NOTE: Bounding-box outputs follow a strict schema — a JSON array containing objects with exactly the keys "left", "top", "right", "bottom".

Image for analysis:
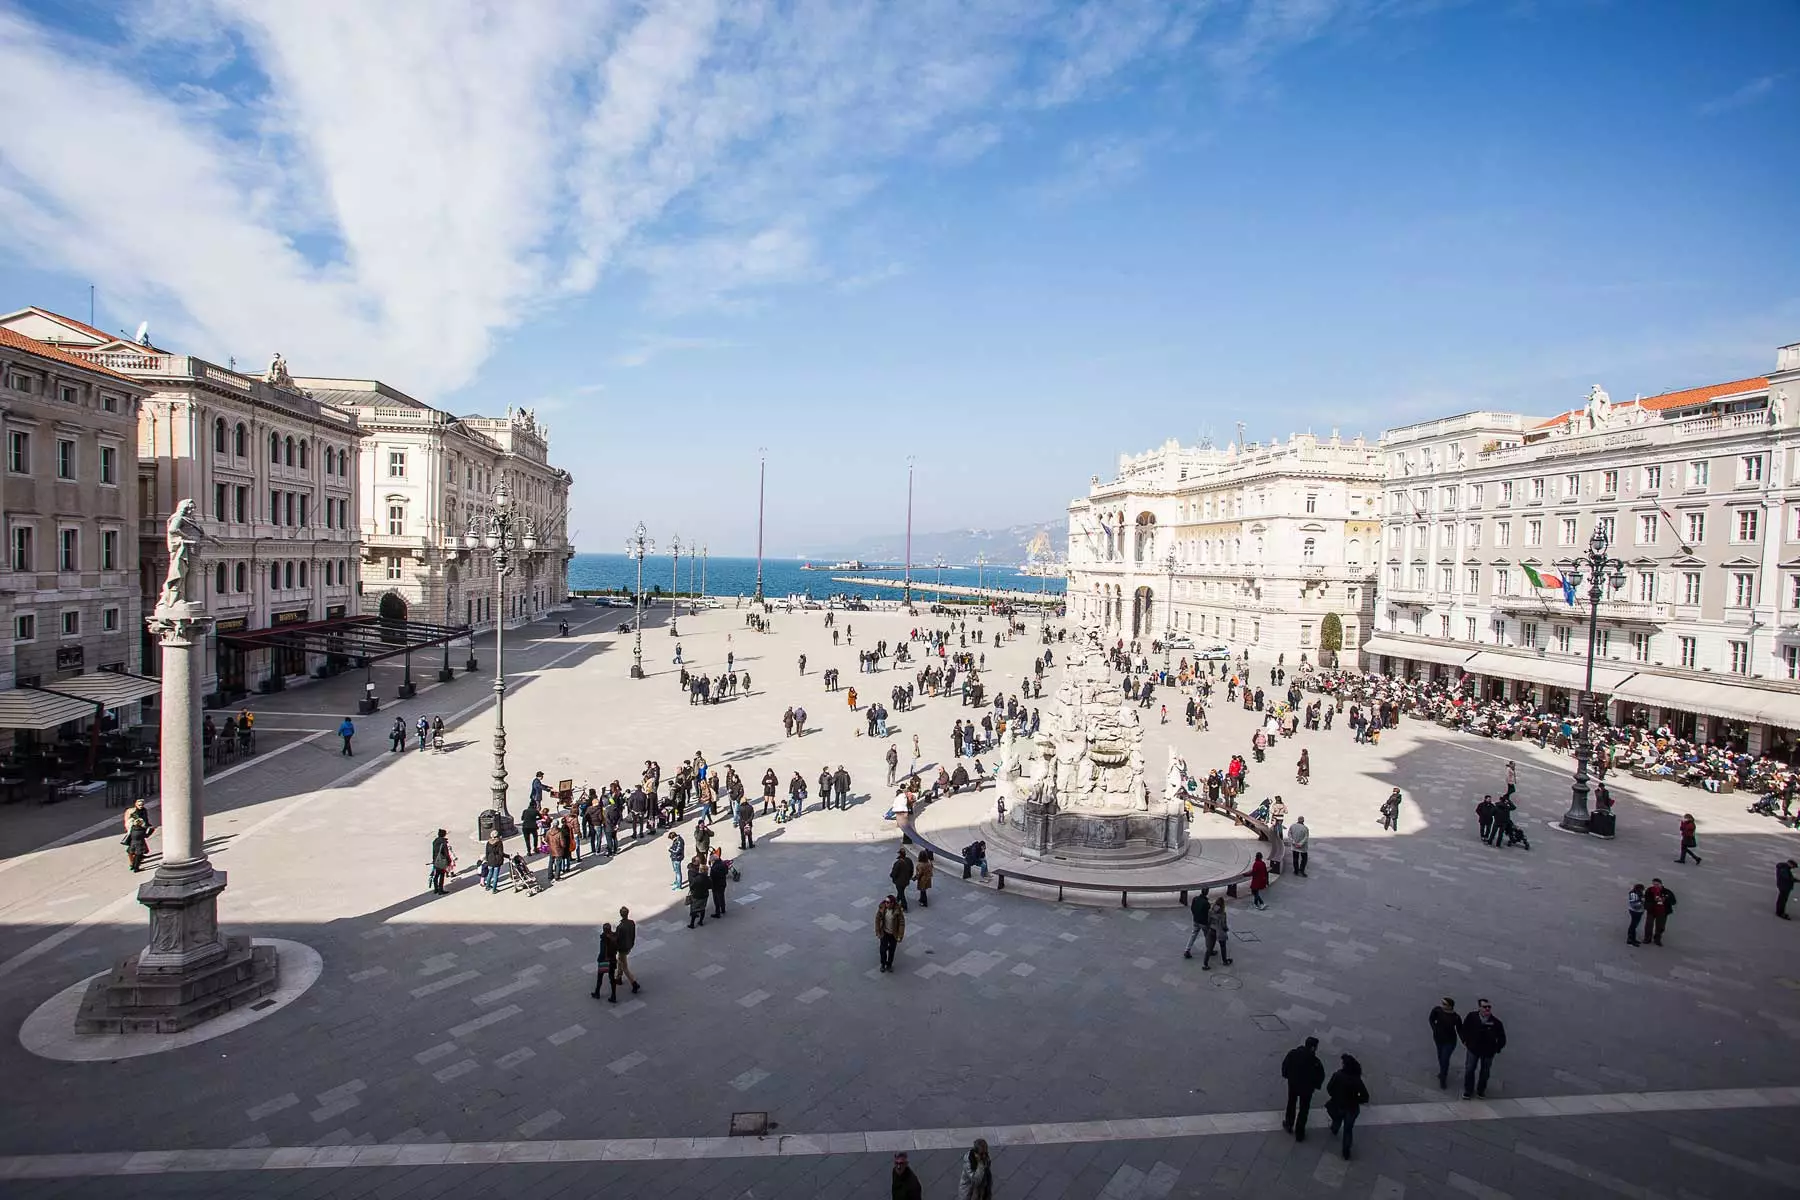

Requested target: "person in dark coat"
[
  {"left": 429, "top": 829, "right": 452, "bottom": 894},
  {"left": 891, "top": 1152, "right": 923, "bottom": 1200},
  {"left": 481, "top": 830, "right": 506, "bottom": 892},
  {"left": 686, "top": 857, "right": 710, "bottom": 928},
  {"left": 890, "top": 848, "right": 915, "bottom": 911},
  {"left": 1325, "top": 1054, "right": 1370, "bottom": 1160},
  {"left": 1476, "top": 796, "right": 1495, "bottom": 843},
  {"left": 592, "top": 923, "right": 619, "bottom": 1002},
  {"left": 1459, "top": 998, "right": 1507, "bottom": 1099},
  {"left": 709, "top": 849, "right": 730, "bottom": 917},
  {"left": 1280, "top": 1036, "right": 1326, "bottom": 1140},
  {"left": 1428, "top": 997, "right": 1459, "bottom": 1089},
  {"left": 1778, "top": 858, "right": 1796, "bottom": 919}
]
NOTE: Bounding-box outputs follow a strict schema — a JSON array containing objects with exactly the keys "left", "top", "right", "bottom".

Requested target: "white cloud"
[
  {"left": 0, "top": 0, "right": 1390, "bottom": 394},
  {"left": 1033, "top": 134, "right": 1152, "bottom": 204},
  {"left": 612, "top": 335, "right": 739, "bottom": 368},
  {"left": 1697, "top": 73, "right": 1783, "bottom": 117}
]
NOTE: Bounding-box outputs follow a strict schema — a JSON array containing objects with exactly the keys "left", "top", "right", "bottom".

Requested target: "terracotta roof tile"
[
  {"left": 1635, "top": 376, "right": 1768, "bottom": 411},
  {"left": 21, "top": 305, "right": 123, "bottom": 345},
  {"left": 0, "top": 327, "right": 140, "bottom": 383}
]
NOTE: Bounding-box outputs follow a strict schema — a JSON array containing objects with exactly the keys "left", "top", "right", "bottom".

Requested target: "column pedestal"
[{"left": 75, "top": 601, "right": 279, "bottom": 1035}]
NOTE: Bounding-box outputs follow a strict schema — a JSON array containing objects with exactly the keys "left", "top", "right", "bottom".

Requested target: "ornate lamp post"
[
  {"left": 668, "top": 534, "right": 683, "bottom": 633},
  {"left": 903, "top": 456, "right": 915, "bottom": 606},
  {"left": 700, "top": 544, "right": 708, "bottom": 602},
  {"left": 1162, "top": 550, "right": 1178, "bottom": 675},
  {"left": 975, "top": 551, "right": 987, "bottom": 596},
  {"left": 464, "top": 481, "right": 537, "bottom": 831},
  {"left": 933, "top": 555, "right": 946, "bottom": 602},
  {"left": 753, "top": 448, "right": 767, "bottom": 607},
  {"left": 1555, "top": 526, "right": 1627, "bottom": 834},
  {"left": 625, "top": 522, "right": 654, "bottom": 678}
]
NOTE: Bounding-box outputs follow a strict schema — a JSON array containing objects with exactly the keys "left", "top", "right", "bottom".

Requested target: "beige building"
[
  {"left": 0, "top": 309, "right": 365, "bottom": 703},
  {"left": 294, "top": 379, "right": 573, "bottom": 634},
  {"left": 1067, "top": 433, "right": 1383, "bottom": 661},
  {"left": 1370, "top": 342, "right": 1800, "bottom": 753},
  {"left": 0, "top": 328, "right": 148, "bottom": 727}
]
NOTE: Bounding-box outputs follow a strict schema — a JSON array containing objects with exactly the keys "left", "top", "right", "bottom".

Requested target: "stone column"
[{"left": 75, "top": 601, "right": 279, "bottom": 1034}]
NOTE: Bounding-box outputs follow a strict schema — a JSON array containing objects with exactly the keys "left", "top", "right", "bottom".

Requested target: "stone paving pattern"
[{"left": 0, "top": 601, "right": 1797, "bottom": 1198}]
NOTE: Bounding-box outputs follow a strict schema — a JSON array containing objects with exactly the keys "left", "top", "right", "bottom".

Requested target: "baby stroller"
[
  {"left": 508, "top": 854, "right": 541, "bottom": 895},
  {"left": 1498, "top": 822, "right": 1531, "bottom": 850}
]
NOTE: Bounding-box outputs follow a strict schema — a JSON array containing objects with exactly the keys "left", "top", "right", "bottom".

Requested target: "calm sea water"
[{"left": 568, "top": 553, "right": 1065, "bottom": 599}]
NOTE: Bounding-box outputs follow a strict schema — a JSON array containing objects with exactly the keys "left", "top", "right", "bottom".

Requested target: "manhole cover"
[
  {"left": 729, "top": 1111, "right": 769, "bottom": 1137},
  {"left": 1250, "top": 1014, "right": 1288, "bottom": 1032}
]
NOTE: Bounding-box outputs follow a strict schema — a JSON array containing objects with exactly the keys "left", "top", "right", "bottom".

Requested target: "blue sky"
[{"left": 1, "top": 1, "right": 1796, "bottom": 555}]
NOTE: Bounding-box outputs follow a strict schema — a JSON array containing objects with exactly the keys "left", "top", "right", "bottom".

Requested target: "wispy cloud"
[
  {"left": 0, "top": 0, "right": 1402, "bottom": 394},
  {"left": 612, "top": 335, "right": 739, "bottom": 369},
  {"left": 835, "top": 261, "right": 908, "bottom": 293},
  {"left": 1032, "top": 134, "right": 1153, "bottom": 205},
  {"left": 1697, "top": 73, "right": 1783, "bottom": 117}
]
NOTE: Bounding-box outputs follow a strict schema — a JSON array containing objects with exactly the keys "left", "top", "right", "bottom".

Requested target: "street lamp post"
[
  {"left": 904, "top": 457, "right": 915, "bottom": 607},
  {"left": 625, "top": 522, "right": 654, "bottom": 678},
  {"left": 669, "top": 534, "right": 682, "bottom": 633},
  {"left": 753, "top": 449, "right": 767, "bottom": 607},
  {"left": 1162, "top": 551, "right": 1178, "bottom": 675},
  {"left": 933, "top": 555, "right": 946, "bottom": 602},
  {"left": 463, "top": 481, "right": 538, "bottom": 832},
  {"left": 1555, "top": 526, "right": 1627, "bottom": 835},
  {"left": 701, "top": 544, "right": 708, "bottom": 601},
  {"left": 975, "top": 551, "right": 987, "bottom": 595}
]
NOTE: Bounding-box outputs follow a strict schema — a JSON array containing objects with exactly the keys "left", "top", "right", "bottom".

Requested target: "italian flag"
[{"left": 1521, "top": 564, "right": 1563, "bottom": 590}]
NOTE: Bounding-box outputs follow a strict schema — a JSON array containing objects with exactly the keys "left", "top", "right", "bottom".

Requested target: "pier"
[{"left": 830, "top": 575, "right": 1062, "bottom": 606}]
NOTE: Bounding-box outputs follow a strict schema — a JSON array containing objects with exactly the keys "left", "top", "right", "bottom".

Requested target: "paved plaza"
[{"left": 0, "top": 602, "right": 1797, "bottom": 1199}]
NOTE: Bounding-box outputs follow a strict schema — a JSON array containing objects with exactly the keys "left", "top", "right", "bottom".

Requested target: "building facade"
[
  {"left": 1369, "top": 343, "right": 1800, "bottom": 753},
  {"left": 0, "top": 328, "right": 147, "bottom": 697},
  {"left": 0, "top": 308, "right": 366, "bottom": 702},
  {"left": 294, "top": 380, "right": 574, "bottom": 634},
  {"left": 1066, "top": 433, "right": 1383, "bottom": 661}
]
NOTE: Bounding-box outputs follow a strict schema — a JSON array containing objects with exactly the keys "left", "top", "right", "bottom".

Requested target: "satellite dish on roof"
[{"left": 134, "top": 322, "right": 150, "bottom": 346}]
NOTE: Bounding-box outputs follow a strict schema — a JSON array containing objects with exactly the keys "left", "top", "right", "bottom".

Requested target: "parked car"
[
  {"left": 1162, "top": 632, "right": 1196, "bottom": 649},
  {"left": 1197, "top": 644, "right": 1232, "bottom": 660}
]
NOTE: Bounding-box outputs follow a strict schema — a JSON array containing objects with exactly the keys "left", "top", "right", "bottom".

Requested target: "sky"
[{"left": 1, "top": 1, "right": 1796, "bottom": 556}]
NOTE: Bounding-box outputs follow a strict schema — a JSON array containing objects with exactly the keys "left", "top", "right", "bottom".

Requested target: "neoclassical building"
[
  {"left": 1369, "top": 342, "right": 1800, "bottom": 753},
  {"left": 0, "top": 309, "right": 364, "bottom": 701},
  {"left": 294, "top": 378, "right": 573, "bottom": 633},
  {"left": 1067, "top": 433, "right": 1383, "bottom": 660}
]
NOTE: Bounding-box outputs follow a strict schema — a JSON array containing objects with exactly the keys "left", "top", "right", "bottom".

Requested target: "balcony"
[
  {"left": 1383, "top": 588, "right": 1437, "bottom": 608},
  {"left": 1491, "top": 594, "right": 1669, "bottom": 623}
]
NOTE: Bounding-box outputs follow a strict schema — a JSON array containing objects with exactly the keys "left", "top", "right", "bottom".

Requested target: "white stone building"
[
  {"left": 293, "top": 379, "right": 573, "bottom": 634},
  {"left": 1369, "top": 342, "right": 1800, "bottom": 754},
  {"left": 0, "top": 309, "right": 364, "bottom": 703},
  {"left": 1066, "top": 433, "right": 1383, "bottom": 661}
]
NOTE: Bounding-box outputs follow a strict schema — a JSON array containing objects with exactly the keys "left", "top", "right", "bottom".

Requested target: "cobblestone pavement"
[{"left": 1, "top": 603, "right": 1797, "bottom": 1198}]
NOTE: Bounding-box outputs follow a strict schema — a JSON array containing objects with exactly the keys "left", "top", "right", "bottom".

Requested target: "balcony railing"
[{"left": 1491, "top": 594, "right": 1669, "bottom": 622}]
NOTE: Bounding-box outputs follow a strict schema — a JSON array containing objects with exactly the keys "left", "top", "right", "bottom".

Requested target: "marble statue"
[
  {"left": 1771, "top": 390, "right": 1787, "bottom": 428},
  {"left": 159, "top": 499, "right": 203, "bottom": 611},
  {"left": 998, "top": 627, "right": 1157, "bottom": 813},
  {"left": 1584, "top": 384, "right": 1612, "bottom": 428},
  {"left": 265, "top": 353, "right": 293, "bottom": 388}
]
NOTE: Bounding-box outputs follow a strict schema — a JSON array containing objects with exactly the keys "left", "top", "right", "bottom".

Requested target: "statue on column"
[{"left": 158, "top": 499, "right": 203, "bottom": 612}]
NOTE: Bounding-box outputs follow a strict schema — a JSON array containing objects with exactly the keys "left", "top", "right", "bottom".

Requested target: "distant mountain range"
[{"left": 793, "top": 523, "right": 1061, "bottom": 566}]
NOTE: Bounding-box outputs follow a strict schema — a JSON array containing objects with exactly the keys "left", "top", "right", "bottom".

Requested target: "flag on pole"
[{"left": 1522, "top": 563, "right": 1577, "bottom": 606}]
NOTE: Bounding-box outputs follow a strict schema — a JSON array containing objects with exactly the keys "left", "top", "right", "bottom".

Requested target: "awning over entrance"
[
  {"left": 0, "top": 688, "right": 98, "bottom": 730},
  {"left": 1362, "top": 636, "right": 1478, "bottom": 668},
  {"left": 1464, "top": 650, "right": 1634, "bottom": 693},
  {"left": 45, "top": 670, "right": 162, "bottom": 710},
  {"left": 220, "top": 614, "right": 472, "bottom": 663},
  {"left": 1612, "top": 672, "right": 1800, "bottom": 730}
]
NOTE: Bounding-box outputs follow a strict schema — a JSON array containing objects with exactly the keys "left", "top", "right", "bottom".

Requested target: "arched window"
[
  {"left": 299, "top": 440, "right": 309, "bottom": 470},
  {"left": 269, "top": 432, "right": 280, "bottom": 462},
  {"left": 213, "top": 418, "right": 227, "bottom": 454},
  {"left": 298, "top": 561, "right": 308, "bottom": 587},
  {"left": 215, "top": 563, "right": 227, "bottom": 595},
  {"left": 284, "top": 436, "right": 295, "bottom": 466},
  {"left": 269, "top": 562, "right": 281, "bottom": 591},
  {"left": 284, "top": 561, "right": 295, "bottom": 589},
  {"left": 234, "top": 423, "right": 246, "bottom": 457},
  {"left": 1303, "top": 537, "right": 1317, "bottom": 562},
  {"left": 234, "top": 562, "right": 247, "bottom": 592}
]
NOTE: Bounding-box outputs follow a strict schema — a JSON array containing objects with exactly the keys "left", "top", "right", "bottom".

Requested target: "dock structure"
[{"left": 830, "top": 575, "right": 1061, "bottom": 606}]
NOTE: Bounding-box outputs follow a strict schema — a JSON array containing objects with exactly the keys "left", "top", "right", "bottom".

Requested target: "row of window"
[
  {"left": 1390, "top": 456, "right": 1767, "bottom": 515},
  {"left": 212, "top": 558, "right": 354, "bottom": 595},
  {"left": 6, "top": 431, "right": 119, "bottom": 484},
  {"left": 1389, "top": 565, "right": 1782, "bottom": 608},
  {"left": 3, "top": 371, "right": 124, "bottom": 412},
  {"left": 10, "top": 526, "right": 120, "bottom": 572},
  {"left": 12, "top": 607, "right": 122, "bottom": 642},
  {"left": 211, "top": 419, "right": 351, "bottom": 476},
  {"left": 1395, "top": 612, "right": 1790, "bottom": 678},
  {"left": 207, "top": 483, "right": 352, "bottom": 529},
  {"left": 1405, "top": 508, "right": 1764, "bottom": 551}
]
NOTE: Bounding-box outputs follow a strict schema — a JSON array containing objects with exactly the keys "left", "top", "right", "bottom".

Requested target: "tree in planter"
[{"left": 1319, "top": 611, "right": 1343, "bottom": 668}]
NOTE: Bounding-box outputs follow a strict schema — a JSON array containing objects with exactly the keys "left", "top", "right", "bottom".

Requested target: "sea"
[{"left": 568, "top": 553, "right": 1065, "bottom": 600}]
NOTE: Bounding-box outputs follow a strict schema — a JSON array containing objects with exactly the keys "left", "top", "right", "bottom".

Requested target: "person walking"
[
  {"left": 1428, "top": 997, "right": 1459, "bottom": 1089},
  {"left": 915, "top": 848, "right": 934, "bottom": 908},
  {"left": 1280, "top": 1036, "right": 1326, "bottom": 1140},
  {"left": 1778, "top": 858, "right": 1796, "bottom": 919},
  {"left": 123, "top": 805, "right": 152, "bottom": 872},
  {"left": 389, "top": 716, "right": 406, "bottom": 753},
  {"left": 662, "top": 829, "right": 686, "bottom": 889},
  {"left": 1296, "top": 748, "right": 1310, "bottom": 785},
  {"left": 1288, "top": 816, "right": 1310, "bottom": 877},
  {"left": 1459, "top": 998, "right": 1506, "bottom": 1099},
  {"left": 1626, "top": 883, "right": 1646, "bottom": 945},
  {"left": 429, "top": 829, "right": 453, "bottom": 894},
  {"left": 1676, "top": 813, "right": 1702, "bottom": 864},
  {"left": 891, "top": 1152, "right": 923, "bottom": 1200},
  {"left": 955, "top": 1139, "right": 992, "bottom": 1200},
  {"left": 738, "top": 800, "right": 755, "bottom": 849},
  {"left": 338, "top": 716, "right": 355, "bottom": 755},
  {"left": 592, "top": 922, "right": 619, "bottom": 1002},
  {"left": 1643, "top": 878, "right": 1676, "bottom": 945},
  {"left": 614, "top": 906, "right": 641, "bottom": 994},
  {"left": 521, "top": 797, "right": 542, "bottom": 855},
  {"left": 686, "top": 856, "right": 710, "bottom": 928},
  {"left": 545, "top": 818, "right": 569, "bottom": 883},
  {"left": 886, "top": 743, "right": 899, "bottom": 787},
  {"left": 1476, "top": 795, "right": 1496, "bottom": 843},
  {"left": 1183, "top": 888, "right": 1213, "bottom": 961},
  {"left": 833, "top": 764, "right": 851, "bottom": 809},
  {"left": 1206, "top": 896, "right": 1232, "bottom": 966},
  {"left": 1380, "top": 787, "right": 1401, "bottom": 832},
  {"left": 481, "top": 829, "right": 506, "bottom": 892},
  {"left": 1325, "top": 1054, "right": 1370, "bottom": 1160},
  {"left": 709, "top": 849, "right": 730, "bottom": 917},
  {"left": 1249, "top": 852, "right": 1269, "bottom": 909},
  {"left": 890, "top": 847, "right": 915, "bottom": 911},
  {"left": 875, "top": 895, "right": 905, "bottom": 973}
]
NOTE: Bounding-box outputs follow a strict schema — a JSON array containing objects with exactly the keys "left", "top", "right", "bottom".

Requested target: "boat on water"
[{"left": 800, "top": 560, "right": 866, "bottom": 571}]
